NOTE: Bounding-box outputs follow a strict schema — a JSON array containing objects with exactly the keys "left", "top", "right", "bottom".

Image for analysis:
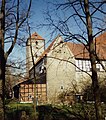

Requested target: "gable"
[{"left": 50, "top": 35, "right": 64, "bottom": 50}]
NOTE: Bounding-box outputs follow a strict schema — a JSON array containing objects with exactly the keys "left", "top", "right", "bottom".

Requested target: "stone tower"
[{"left": 26, "top": 32, "right": 45, "bottom": 75}]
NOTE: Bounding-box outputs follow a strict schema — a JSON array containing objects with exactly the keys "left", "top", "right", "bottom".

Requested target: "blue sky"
[
  {"left": 9, "top": 0, "right": 62, "bottom": 60},
  {"left": 30, "top": 0, "right": 56, "bottom": 41},
  {"left": 8, "top": 0, "right": 59, "bottom": 70},
  {"left": 8, "top": 0, "right": 106, "bottom": 71}
]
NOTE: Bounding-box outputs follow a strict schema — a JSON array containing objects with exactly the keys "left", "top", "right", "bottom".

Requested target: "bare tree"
[
  {"left": 0, "top": 0, "right": 32, "bottom": 119},
  {"left": 42, "top": 0, "right": 106, "bottom": 120}
]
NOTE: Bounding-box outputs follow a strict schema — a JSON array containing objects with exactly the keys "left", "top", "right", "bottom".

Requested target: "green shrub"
[
  {"left": 5, "top": 102, "right": 106, "bottom": 120},
  {"left": 5, "top": 103, "right": 35, "bottom": 120}
]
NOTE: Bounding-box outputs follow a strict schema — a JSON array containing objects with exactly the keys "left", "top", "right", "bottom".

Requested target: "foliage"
[
  {"left": 5, "top": 103, "right": 34, "bottom": 120},
  {"left": 68, "top": 103, "right": 96, "bottom": 120},
  {"left": 4, "top": 102, "right": 106, "bottom": 120},
  {"left": 37, "top": 104, "right": 72, "bottom": 120},
  {"left": 58, "top": 90, "right": 76, "bottom": 105},
  {"left": 83, "top": 84, "right": 106, "bottom": 103}
]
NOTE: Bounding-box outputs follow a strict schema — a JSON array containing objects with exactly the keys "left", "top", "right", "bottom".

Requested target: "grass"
[
  {"left": 5, "top": 103, "right": 34, "bottom": 120},
  {"left": 3, "top": 102, "right": 106, "bottom": 120}
]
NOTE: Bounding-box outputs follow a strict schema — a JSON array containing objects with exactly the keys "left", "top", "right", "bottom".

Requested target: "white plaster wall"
[
  {"left": 46, "top": 40, "right": 106, "bottom": 103},
  {"left": 46, "top": 42, "right": 76, "bottom": 103}
]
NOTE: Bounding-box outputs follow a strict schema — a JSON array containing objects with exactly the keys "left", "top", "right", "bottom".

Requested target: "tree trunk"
[
  {"left": 0, "top": 0, "right": 6, "bottom": 120},
  {"left": 27, "top": 22, "right": 36, "bottom": 116},
  {"left": 89, "top": 38, "right": 102, "bottom": 120},
  {"left": 0, "top": 49, "right": 6, "bottom": 120},
  {"left": 84, "top": 0, "right": 102, "bottom": 120}
]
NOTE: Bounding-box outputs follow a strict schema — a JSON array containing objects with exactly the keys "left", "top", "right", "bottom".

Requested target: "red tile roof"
[
  {"left": 26, "top": 32, "right": 45, "bottom": 45},
  {"left": 66, "top": 42, "right": 89, "bottom": 59},
  {"left": 95, "top": 32, "right": 106, "bottom": 45},
  {"left": 95, "top": 32, "right": 106, "bottom": 59},
  {"left": 30, "top": 32, "right": 45, "bottom": 40},
  {"left": 67, "top": 32, "right": 106, "bottom": 59}
]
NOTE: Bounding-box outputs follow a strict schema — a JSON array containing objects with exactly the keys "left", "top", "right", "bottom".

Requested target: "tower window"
[
  {"left": 35, "top": 41, "right": 38, "bottom": 45},
  {"left": 35, "top": 54, "right": 38, "bottom": 58},
  {"left": 61, "top": 86, "right": 64, "bottom": 89}
]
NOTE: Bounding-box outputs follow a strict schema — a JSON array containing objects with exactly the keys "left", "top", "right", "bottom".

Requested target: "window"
[
  {"left": 35, "top": 41, "right": 38, "bottom": 45},
  {"left": 35, "top": 54, "right": 38, "bottom": 58},
  {"left": 39, "top": 65, "right": 46, "bottom": 74}
]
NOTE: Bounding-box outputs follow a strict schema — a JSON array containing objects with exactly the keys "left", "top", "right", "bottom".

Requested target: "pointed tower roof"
[
  {"left": 26, "top": 32, "right": 45, "bottom": 45},
  {"left": 30, "top": 32, "right": 45, "bottom": 40}
]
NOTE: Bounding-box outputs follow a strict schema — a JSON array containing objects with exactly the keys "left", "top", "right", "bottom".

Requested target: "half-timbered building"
[{"left": 14, "top": 32, "right": 106, "bottom": 104}]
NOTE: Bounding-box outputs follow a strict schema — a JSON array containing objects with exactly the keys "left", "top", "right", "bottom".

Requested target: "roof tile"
[{"left": 30, "top": 32, "right": 45, "bottom": 40}]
